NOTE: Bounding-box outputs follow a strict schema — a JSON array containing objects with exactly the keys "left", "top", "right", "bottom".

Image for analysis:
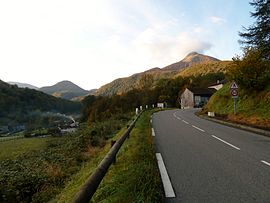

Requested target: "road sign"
[
  {"left": 231, "top": 89, "right": 238, "bottom": 97},
  {"left": 230, "top": 81, "right": 238, "bottom": 89},
  {"left": 230, "top": 81, "right": 239, "bottom": 114}
]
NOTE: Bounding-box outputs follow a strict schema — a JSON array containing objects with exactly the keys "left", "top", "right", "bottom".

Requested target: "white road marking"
[
  {"left": 261, "top": 160, "right": 270, "bottom": 167},
  {"left": 211, "top": 135, "right": 240, "bottom": 150},
  {"left": 152, "top": 128, "right": 155, "bottom": 136},
  {"left": 173, "top": 112, "right": 181, "bottom": 120},
  {"left": 182, "top": 120, "right": 189, "bottom": 124},
  {"left": 150, "top": 119, "right": 152, "bottom": 124},
  {"left": 192, "top": 125, "right": 205, "bottom": 132},
  {"left": 156, "top": 153, "right": 176, "bottom": 198}
]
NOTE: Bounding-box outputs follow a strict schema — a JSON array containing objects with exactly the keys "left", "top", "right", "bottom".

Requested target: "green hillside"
[
  {"left": 203, "top": 84, "right": 270, "bottom": 129},
  {"left": 0, "top": 80, "right": 81, "bottom": 126},
  {"left": 177, "top": 61, "right": 232, "bottom": 78}
]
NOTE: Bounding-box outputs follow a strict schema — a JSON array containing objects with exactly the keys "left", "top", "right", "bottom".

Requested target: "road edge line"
[{"left": 155, "top": 153, "right": 176, "bottom": 198}]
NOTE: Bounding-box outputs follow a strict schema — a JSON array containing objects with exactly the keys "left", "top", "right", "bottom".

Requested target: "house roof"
[
  {"left": 208, "top": 79, "right": 227, "bottom": 87},
  {"left": 188, "top": 87, "right": 216, "bottom": 95}
]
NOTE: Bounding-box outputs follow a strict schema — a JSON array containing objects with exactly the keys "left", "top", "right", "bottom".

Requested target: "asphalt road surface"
[{"left": 152, "top": 109, "right": 270, "bottom": 203}]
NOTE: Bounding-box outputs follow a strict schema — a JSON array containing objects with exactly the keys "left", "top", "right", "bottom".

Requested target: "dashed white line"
[
  {"left": 152, "top": 128, "right": 155, "bottom": 136},
  {"left": 211, "top": 135, "right": 240, "bottom": 150},
  {"left": 150, "top": 119, "right": 152, "bottom": 124},
  {"left": 182, "top": 120, "right": 189, "bottom": 124},
  {"left": 261, "top": 160, "right": 270, "bottom": 167},
  {"left": 156, "top": 153, "right": 176, "bottom": 198},
  {"left": 192, "top": 125, "right": 205, "bottom": 132}
]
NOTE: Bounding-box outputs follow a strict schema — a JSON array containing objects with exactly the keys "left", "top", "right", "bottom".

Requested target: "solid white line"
[
  {"left": 192, "top": 125, "right": 205, "bottom": 132},
  {"left": 211, "top": 135, "right": 240, "bottom": 150},
  {"left": 152, "top": 128, "right": 155, "bottom": 136},
  {"left": 173, "top": 112, "right": 181, "bottom": 120},
  {"left": 156, "top": 153, "right": 176, "bottom": 198},
  {"left": 182, "top": 120, "right": 189, "bottom": 124},
  {"left": 261, "top": 160, "right": 270, "bottom": 167}
]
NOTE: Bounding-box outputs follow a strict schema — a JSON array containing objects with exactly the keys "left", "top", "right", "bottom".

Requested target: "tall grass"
[{"left": 91, "top": 110, "right": 163, "bottom": 202}]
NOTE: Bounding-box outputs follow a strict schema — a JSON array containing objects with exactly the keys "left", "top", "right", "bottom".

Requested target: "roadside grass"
[
  {"left": 204, "top": 84, "right": 270, "bottom": 129},
  {"left": 0, "top": 137, "right": 50, "bottom": 160},
  {"left": 51, "top": 127, "right": 127, "bottom": 203},
  {"left": 53, "top": 110, "right": 163, "bottom": 203},
  {"left": 91, "top": 110, "right": 163, "bottom": 202}
]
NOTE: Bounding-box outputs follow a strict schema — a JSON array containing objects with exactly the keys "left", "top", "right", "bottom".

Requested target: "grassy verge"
[
  {"left": 91, "top": 110, "right": 163, "bottom": 202},
  {"left": 53, "top": 110, "right": 163, "bottom": 203},
  {"left": 203, "top": 84, "right": 270, "bottom": 129},
  {"left": 0, "top": 137, "right": 50, "bottom": 160}
]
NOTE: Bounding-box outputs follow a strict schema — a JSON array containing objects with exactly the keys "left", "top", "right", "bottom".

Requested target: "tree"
[
  {"left": 228, "top": 48, "right": 270, "bottom": 90},
  {"left": 239, "top": 0, "right": 270, "bottom": 59},
  {"left": 139, "top": 74, "right": 154, "bottom": 90}
]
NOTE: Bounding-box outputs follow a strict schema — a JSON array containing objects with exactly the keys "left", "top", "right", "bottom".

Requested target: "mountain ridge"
[
  {"left": 96, "top": 52, "right": 224, "bottom": 96},
  {"left": 8, "top": 82, "right": 39, "bottom": 90},
  {"left": 39, "top": 80, "right": 94, "bottom": 100}
]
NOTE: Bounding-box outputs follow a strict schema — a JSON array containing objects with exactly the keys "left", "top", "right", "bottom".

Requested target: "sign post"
[{"left": 230, "top": 81, "right": 239, "bottom": 114}]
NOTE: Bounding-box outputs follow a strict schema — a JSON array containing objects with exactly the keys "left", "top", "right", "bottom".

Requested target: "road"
[{"left": 152, "top": 109, "right": 270, "bottom": 203}]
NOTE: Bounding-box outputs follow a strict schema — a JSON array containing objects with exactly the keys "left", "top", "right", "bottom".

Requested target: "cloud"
[
  {"left": 210, "top": 16, "right": 226, "bottom": 25},
  {"left": 133, "top": 26, "right": 212, "bottom": 67}
]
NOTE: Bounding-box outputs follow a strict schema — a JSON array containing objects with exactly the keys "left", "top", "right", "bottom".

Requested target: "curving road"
[{"left": 152, "top": 109, "right": 270, "bottom": 203}]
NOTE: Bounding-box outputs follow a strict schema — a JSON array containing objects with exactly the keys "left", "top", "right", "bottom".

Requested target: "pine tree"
[{"left": 239, "top": 0, "right": 270, "bottom": 59}]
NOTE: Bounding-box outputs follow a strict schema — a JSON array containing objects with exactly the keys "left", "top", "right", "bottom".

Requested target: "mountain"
[
  {"left": 162, "top": 52, "right": 220, "bottom": 72},
  {"left": 8, "top": 82, "right": 39, "bottom": 90},
  {"left": 96, "top": 52, "right": 223, "bottom": 96},
  {"left": 39, "top": 80, "right": 92, "bottom": 100},
  {"left": 0, "top": 80, "right": 81, "bottom": 126},
  {"left": 95, "top": 67, "right": 175, "bottom": 96}
]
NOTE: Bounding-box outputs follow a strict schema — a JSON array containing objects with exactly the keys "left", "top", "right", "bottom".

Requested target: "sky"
[{"left": 0, "top": 0, "right": 253, "bottom": 90}]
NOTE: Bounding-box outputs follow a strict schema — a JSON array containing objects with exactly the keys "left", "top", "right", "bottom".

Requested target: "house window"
[{"left": 194, "top": 95, "right": 201, "bottom": 106}]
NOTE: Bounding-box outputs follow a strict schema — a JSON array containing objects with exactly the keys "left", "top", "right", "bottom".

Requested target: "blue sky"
[{"left": 0, "top": 0, "right": 253, "bottom": 90}]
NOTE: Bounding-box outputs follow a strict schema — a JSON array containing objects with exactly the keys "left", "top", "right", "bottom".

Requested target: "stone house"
[{"left": 180, "top": 88, "right": 216, "bottom": 108}]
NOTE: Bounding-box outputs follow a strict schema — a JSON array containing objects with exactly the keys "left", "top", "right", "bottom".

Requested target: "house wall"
[{"left": 180, "top": 89, "right": 194, "bottom": 108}]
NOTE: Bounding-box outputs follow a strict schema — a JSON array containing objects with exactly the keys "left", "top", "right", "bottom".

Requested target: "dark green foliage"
[
  {"left": 189, "top": 72, "right": 225, "bottom": 89},
  {"left": 155, "top": 76, "right": 189, "bottom": 107},
  {"left": 0, "top": 80, "right": 81, "bottom": 126},
  {"left": 82, "top": 73, "right": 226, "bottom": 122},
  {"left": 0, "top": 115, "right": 129, "bottom": 202},
  {"left": 228, "top": 48, "right": 270, "bottom": 90},
  {"left": 239, "top": 0, "right": 270, "bottom": 59}
]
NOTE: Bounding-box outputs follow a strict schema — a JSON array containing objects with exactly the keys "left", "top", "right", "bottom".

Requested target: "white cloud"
[
  {"left": 133, "top": 26, "right": 212, "bottom": 67},
  {"left": 210, "top": 16, "right": 226, "bottom": 25}
]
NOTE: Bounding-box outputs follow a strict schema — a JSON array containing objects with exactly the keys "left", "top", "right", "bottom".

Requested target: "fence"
[{"left": 72, "top": 112, "right": 141, "bottom": 203}]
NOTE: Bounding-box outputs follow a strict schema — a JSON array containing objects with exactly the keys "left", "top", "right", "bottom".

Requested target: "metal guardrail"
[{"left": 72, "top": 112, "right": 142, "bottom": 203}]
